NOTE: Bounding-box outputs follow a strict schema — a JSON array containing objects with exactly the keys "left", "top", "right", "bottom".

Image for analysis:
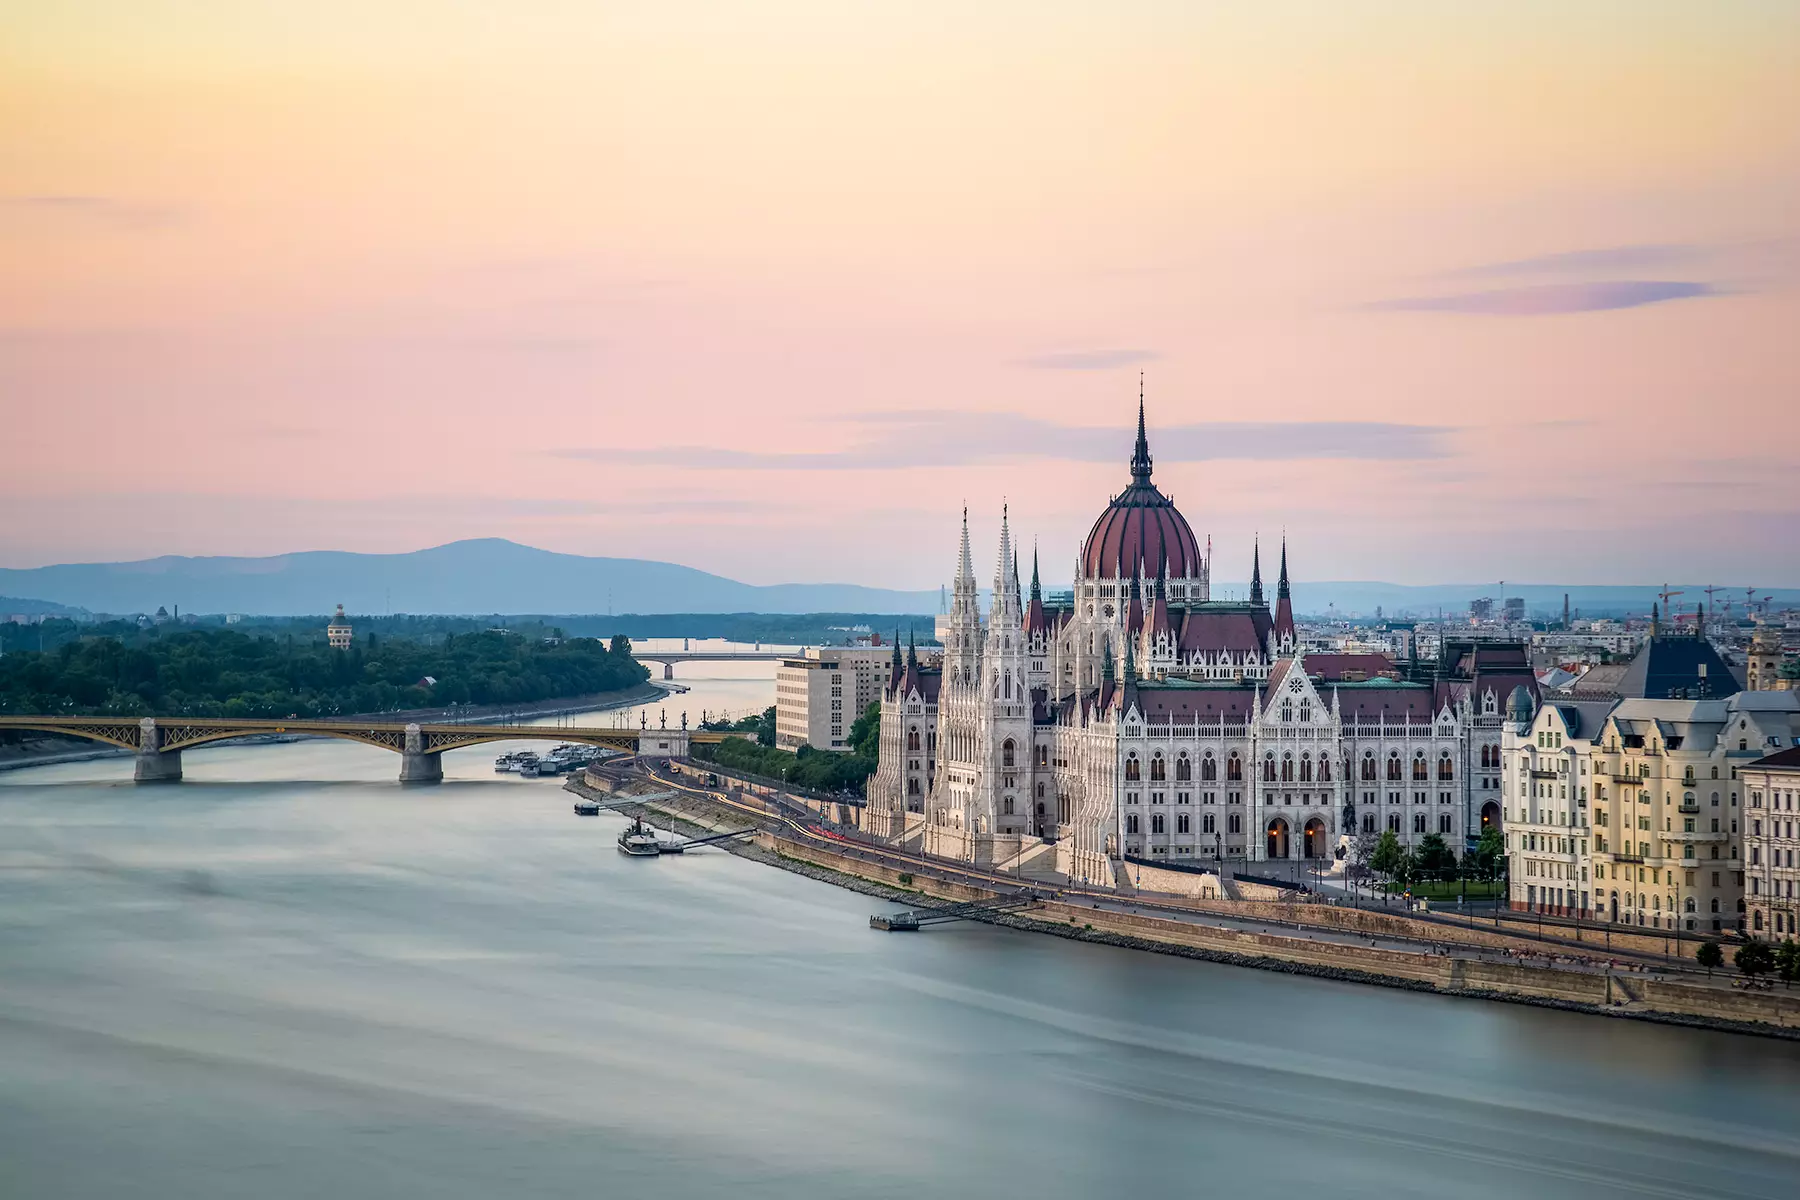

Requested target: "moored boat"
[{"left": 617, "top": 818, "right": 660, "bottom": 856}]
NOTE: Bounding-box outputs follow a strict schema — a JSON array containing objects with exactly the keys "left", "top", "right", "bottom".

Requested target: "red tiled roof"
[{"left": 1175, "top": 608, "right": 1271, "bottom": 654}]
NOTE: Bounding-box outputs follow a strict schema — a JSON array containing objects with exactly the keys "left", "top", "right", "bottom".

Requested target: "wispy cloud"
[
  {"left": 1016, "top": 348, "right": 1159, "bottom": 370},
  {"left": 1372, "top": 281, "right": 1717, "bottom": 316},
  {"left": 1, "top": 194, "right": 182, "bottom": 231},
  {"left": 556, "top": 412, "right": 1455, "bottom": 472},
  {"left": 1448, "top": 244, "right": 1701, "bottom": 278}
]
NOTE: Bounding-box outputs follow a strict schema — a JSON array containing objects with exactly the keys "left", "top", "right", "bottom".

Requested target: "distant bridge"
[
  {"left": 633, "top": 647, "right": 802, "bottom": 679},
  {"left": 0, "top": 715, "right": 725, "bottom": 785}
]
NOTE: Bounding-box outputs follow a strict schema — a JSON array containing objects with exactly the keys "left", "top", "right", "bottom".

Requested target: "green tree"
[
  {"left": 1695, "top": 941, "right": 1724, "bottom": 976},
  {"left": 848, "top": 701, "right": 881, "bottom": 759},
  {"left": 1369, "top": 829, "right": 1404, "bottom": 878},
  {"left": 1776, "top": 939, "right": 1800, "bottom": 986},
  {"left": 1735, "top": 941, "right": 1776, "bottom": 979},
  {"left": 1472, "top": 826, "right": 1505, "bottom": 882},
  {"left": 1415, "top": 833, "right": 1457, "bottom": 882}
]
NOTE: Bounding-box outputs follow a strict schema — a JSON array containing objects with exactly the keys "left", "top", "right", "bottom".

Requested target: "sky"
[{"left": 5, "top": 1, "right": 1799, "bottom": 589}]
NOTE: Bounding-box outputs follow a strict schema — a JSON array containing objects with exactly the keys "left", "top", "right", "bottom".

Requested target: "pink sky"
[{"left": 6, "top": 3, "right": 1799, "bottom": 587}]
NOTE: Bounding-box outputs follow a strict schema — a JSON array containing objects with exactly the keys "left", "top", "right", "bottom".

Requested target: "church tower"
[{"left": 980, "top": 506, "right": 1034, "bottom": 840}]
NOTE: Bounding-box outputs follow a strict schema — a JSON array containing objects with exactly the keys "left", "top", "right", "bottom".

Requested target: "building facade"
[
  {"left": 774, "top": 646, "right": 891, "bottom": 751},
  {"left": 862, "top": 400, "right": 1536, "bottom": 887},
  {"left": 327, "top": 604, "right": 352, "bottom": 650},
  {"left": 1744, "top": 747, "right": 1800, "bottom": 940},
  {"left": 1502, "top": 634, "right": 1800, "bottom": 931}
]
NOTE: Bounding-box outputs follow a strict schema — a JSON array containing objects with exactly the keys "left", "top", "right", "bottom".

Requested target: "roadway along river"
[{"left": 4, "top": 692, "right": 1800, "bottom": 1198}]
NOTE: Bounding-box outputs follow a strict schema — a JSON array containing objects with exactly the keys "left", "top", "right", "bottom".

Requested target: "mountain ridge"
[{"left": 1, "top": 539, "right": 1793, "bottom": 619}]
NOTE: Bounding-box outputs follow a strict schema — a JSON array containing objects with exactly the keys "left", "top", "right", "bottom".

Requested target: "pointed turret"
[
  {"left": 907, "top": 627, "right": 918, "bottom": 670},
  {"left": 1024, "top": 543, "right": 1048, "bottom": 636},
  {"left": 957, "top": 505, "right": 974, "bottom": 590},
  {"left": 1129, "top": 373, "right": 1153, "bottom": 483},
  {"left": 1149, "top": 569, "right": 1171, "bottom": 640},
  {"left": 1249, "top": 536, "right": 1264, "bottom": 606},
  {"left": 889, "top": 625, "right": 903, "bottom": 691},
  {"left": 1126, "top": 572, "right": 1145, "bottom": 635},
  {"left": 1273, "top": 536, "right": 1296, "bottom": 644}
]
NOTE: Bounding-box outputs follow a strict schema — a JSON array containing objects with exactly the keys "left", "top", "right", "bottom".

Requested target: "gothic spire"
[
  {"left": 1129, "top": 373, "right": 1152, "bottom": 483},
  {"left": 1250, "top": 535, "right": 1264, "bottom": 605},
  {"left": 907, "top": 627, "right": 918, "bottom": 669},
  {"left": 956, "top": 505, "right": 973, "bottom": 587},
  {"left": 1277, "top": 535, "right": 1290, "bottom": 601},
  {"left": 1029, "top": 543, "right": 1042, "bottom": 604}
]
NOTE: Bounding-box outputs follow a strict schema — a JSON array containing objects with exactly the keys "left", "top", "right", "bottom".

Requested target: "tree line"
[
  {"left": 0, "top": 626, "right": 648, "bottom": 719},
  {"left": 691, "top": 703, "right": 880, "bottom": 796}
]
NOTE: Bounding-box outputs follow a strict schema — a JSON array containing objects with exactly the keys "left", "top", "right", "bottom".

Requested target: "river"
[{"left": 3, "top": 663, "right": 1798, "bottom": 1199}]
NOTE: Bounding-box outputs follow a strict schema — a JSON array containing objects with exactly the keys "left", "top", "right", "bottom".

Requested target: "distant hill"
[
  {"left": 0, "top": 595, "right": 88, "bottom": 617},
  {"left": 4, "top": 540, "right": 1791, "bottom": 621},
  {"left": 0, "top": 540, "right": 940, "bottom": 618}
]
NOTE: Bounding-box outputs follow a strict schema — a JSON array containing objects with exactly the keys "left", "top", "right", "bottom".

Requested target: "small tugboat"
[
  {"left": 617, "top": 817, "right": 660, "bottom": 856},
  {"left": 573, "top": 796, "right": 602, "bottom": 816}
]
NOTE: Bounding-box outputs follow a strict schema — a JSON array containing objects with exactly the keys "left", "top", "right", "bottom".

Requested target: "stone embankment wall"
[{"left": 760, "top": 833, "right": 1800, "bottom": 1037}]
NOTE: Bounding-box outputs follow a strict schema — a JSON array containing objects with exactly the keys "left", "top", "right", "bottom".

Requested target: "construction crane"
[{"left": 1657, "top": 584, "right": 1685, "bottom": 606}]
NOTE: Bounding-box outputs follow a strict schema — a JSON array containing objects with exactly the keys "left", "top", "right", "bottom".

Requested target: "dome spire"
[{"left": 1130, "top": 372, "right": 1153, "bottom": 483}]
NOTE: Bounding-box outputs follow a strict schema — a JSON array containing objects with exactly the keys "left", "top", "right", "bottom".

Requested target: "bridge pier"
[
  {"left": 134, "top": 748, "right": 183, "bottom": 784},
  {"left": 399, "top": 723, "right": 442, "bottom": 785},
  {"left": 133, "top": 717, "right": 182, "bottom": 784},
  {"left": 662, "top": 662, "right": 675, "bottom": 680},
  {"left": 399, "top": 751, "right": 443, "bottom": 785}
]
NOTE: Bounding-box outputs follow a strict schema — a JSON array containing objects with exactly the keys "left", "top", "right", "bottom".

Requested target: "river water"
[{"left": 3, "top": 664, "right": 1799, "bottom": 1199}]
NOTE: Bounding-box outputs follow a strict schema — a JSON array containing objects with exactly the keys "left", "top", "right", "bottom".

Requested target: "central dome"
[{"left": 1080, "top": 401, "right": 1202, "bottom": 580}]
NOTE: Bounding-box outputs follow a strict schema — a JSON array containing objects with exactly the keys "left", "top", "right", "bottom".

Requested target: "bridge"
[
  {"left": 0, "top": 715, "right": 728, "bottom": 785},
  {"left": 630, "top": 643, "right": 808, "bottom": 679}
]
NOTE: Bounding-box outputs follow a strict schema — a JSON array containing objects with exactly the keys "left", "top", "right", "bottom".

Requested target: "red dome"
[
  {"left": 1081, "top": 481, "right": 1202, "bottom": 579},
  {"left": 1081, "top": 397, "right": 1202, "bottom": 579}
]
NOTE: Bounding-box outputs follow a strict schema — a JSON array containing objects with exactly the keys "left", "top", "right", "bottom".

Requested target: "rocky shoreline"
[{"left": 586, "top": 779, "right": 1800, "bottom": 1043}]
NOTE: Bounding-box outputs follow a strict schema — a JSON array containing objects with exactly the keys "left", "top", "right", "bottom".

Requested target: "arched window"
[
  {"left": 1299, "top": 754, "right": 1313, "bottom": 783},
  {"left": 1387, "top": 753, "right": 1402, "bottom": 782},
  {"left": 1263, "top": 754, "right": 1277, "bottom": 783},
  {"left": 1125, "top": 755, "right": 1140, "bottom": 782},
  {"left": 1281, "top": 700, "right": 1293, "bottom": 722},
  {"left": 1176, "top": 754, "right": 1192, "bottom": 782},
  {"left": 1299, "top": 701, "right": 1312, "bottom": 723},
  {"left": 1281, "top": 753, "right": 1295, "bottom": 783},
  {"left": 1438, "top": 752, "right": 1454, "bottom": 782},
  {"left": 1362, "top": 753, "right": 1377, "bottom": 782},
  {"left": 1150, "top": 754, "right": 1166, "bottom": 782},
  {"left": 1227, "top": 753, "right": 1242, "bottom": 782},
  {"left": 1200, "top": 754, "right": 1215, "bottom": 781},
  {"left": 1002, "top": 739, "right": 1015, "bottom": 768},
  {"left": 1412, "top": 753, "right": 1428, "bottom": 782},
  {"left": 907, "top": 726, "right": 920, "bottom": 752},
  {"left": 1035, "top": 781, "right": 1045, "bottom": 799},
  {"left": 1320, "top": 757, "right": 1332, "bottom": 783}
]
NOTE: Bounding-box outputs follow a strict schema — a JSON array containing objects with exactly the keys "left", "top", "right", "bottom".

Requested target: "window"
[
  {"left": 1228, "top": 813, "right": 1242, "bottom": 834},
  {"left": 1388, "top": 813, "right": 1401, "bottom": 833},
  {"left": 1002, "top": 739, "right": 1015, "bottom": 768},
  {"left": 1227, "top": 754, "right": 1243, "bottom": 782},
  {"left": 1177, "top": 813, "right": 1190, "bottom": 834},
  {"left": 1299, "top": 755, "right": 1313, "bottom": 783},
  {"left": 1440, "top": 813, "right": 1452, "bottom": 834},
  {"left": 1387, "top": 753, "right": 1402, "bottom": 782},
  {"left": 1438, "top": 752, "right": 1454, "bottom": 781},
  {"left": 1151, "top": 813, "right": 1165, "bottom": 834},
  {"left": 1202, "top": 812, "right": 1215, "bottom": 834},
  {"left": 1125, "top": 755, "right": 1140, "bottom": 782},
  {"left": 1263, "top": 755, "right": 1277, "bottom": 782},
  {"left": 1412, "top": 754, "right": 1428, "bottom": 782},
  {"left": 907, "top": 727, "right": 920, "bottom": 751},
  {"left": 1126, "top": 814, "right": 1139, "bottom": 834},
  {"left": 1177, "top": 754, "right": 1193, "bottom": 782},
  {"left": 1151, "top": 754, "right": 1166, "bottom": 782},
  {"left": 1282, "top": 754, "right": 1295, "bottom": 783},
  {"left": 1414, "top": 814, "right": 1427, "bottom": 834}
]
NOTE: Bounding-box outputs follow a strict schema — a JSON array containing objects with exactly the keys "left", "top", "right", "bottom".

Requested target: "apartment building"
[
  {"left": 1744, "top": 746, "right": 1800, "bottom": 940},
  {"left": 774, "top": 646, "right": 892, "bottom": 752}
]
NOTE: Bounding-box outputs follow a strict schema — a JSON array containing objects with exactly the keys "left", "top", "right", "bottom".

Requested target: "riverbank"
[
  {"left": 0, "top": 680, "right": 669, "bottom": 773},
  {"left": 581, "top": 776, "right": 1800, "bottom": 1041}
]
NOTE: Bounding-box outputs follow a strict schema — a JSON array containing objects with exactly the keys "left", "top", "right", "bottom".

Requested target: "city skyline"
[{"left": 7, "top": 3, "right": 1799, "bottom": 586}]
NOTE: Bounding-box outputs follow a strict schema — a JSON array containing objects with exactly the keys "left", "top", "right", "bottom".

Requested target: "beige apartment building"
[
  {"left": 1504, "top": 633, "right": 1800, "bottom": 932},
  {"left": 1744, "top": 747, "right": 1800, "bottom": 940},
  {"left": 775, "top": 646, "right": 892, "bottom": 752}
]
